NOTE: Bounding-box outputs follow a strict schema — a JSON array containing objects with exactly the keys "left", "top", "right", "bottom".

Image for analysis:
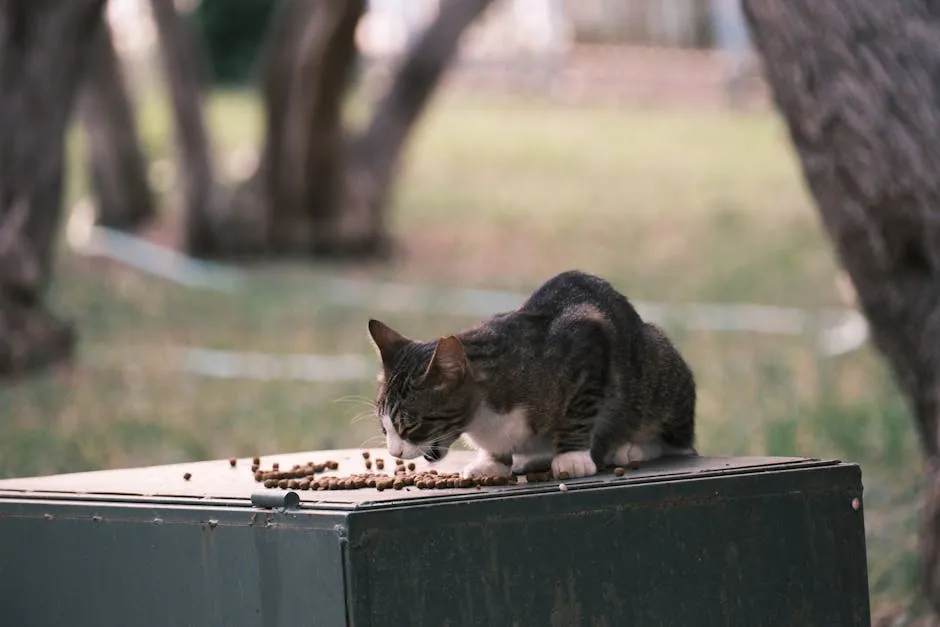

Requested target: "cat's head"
[{"left": 367, "top": 319, "right": 478, "bottom": 463}]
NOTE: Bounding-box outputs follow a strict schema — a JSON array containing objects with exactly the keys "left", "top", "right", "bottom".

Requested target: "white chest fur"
[{"left": 461, "top": 403, "right": 535, "bottom": 457}]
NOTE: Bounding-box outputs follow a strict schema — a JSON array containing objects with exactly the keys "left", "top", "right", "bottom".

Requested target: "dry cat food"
[
  {"left": 186, "top": 451, "right": 640, "bottom": 487},
  {"left": 247, "top": 452, "right": 523, "bottom": 491},
  {"left": 525, "top": 471, "right": 553, "bottom": 483},
  {"left": 237, "top": 450, "right": 641, "bottom": 490}
]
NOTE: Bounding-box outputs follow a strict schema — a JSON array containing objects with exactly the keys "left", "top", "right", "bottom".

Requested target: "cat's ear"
[
  {"left": 423, "top": 335, "right": 467, "bottom": 385},
  {"left": 368, "top": 319, "right": 410, "bottom": 368}
]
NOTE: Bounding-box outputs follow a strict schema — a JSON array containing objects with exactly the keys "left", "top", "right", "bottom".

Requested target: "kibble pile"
[
  {"left": 246, "top": 452, "right": 537, "bottom": 491},
  {"left": 186, "top": 452, "right": 640, "bottom": 491}
]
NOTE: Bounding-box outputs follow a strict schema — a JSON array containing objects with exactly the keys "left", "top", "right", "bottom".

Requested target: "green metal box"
[{"left": 0, "top": 450, "right": 870, "bottom": 626}]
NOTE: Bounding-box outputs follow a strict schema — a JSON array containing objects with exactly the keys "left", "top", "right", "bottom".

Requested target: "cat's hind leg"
[
  {"left": 662, "top": 442, "right": 698, "bottom": 457},
  {"left": 512, "top": 452, "right": 554, "bottom": 474},
  {"left": 550, "top": 381, "right": 601, "bottom": 478},
  {"left": 549, "top": 315, "right": 610, "bottom": 479},
  {"left": 609, "top": 439, "right": 664, "bottom": 466}
]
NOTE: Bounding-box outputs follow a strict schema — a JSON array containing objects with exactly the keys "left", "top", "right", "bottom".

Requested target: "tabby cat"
[{"left": 367, "top": 270, "right": 697, "bottom": 479}]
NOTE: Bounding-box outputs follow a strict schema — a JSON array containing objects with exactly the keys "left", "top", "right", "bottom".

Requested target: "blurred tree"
[
  {"left": 743, "top": 0, "right": 940, "bottom": 617},
  {"left": 149, "top": 0, "right": 221, "bottom": 253},
  {"left": 0, "top": 0, "right": 107, "bottom": 376},
  {"left": 79, "top": 17, "right": 155, "bottom": 231},
  {"left": 149, "top": 0, "right": 494, "bottom": 260},
  {"left": 191, "top": 0, "right": 280, "bottom": 86}
]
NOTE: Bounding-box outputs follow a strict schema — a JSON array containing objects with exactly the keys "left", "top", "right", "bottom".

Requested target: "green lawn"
[{"left": 1, "top": 87, "right": 923, "bottom": 614}]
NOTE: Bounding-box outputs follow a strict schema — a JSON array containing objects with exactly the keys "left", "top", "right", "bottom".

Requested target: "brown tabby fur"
[{"left": 368, "top": 270, "right": 697, "bottom": 478}]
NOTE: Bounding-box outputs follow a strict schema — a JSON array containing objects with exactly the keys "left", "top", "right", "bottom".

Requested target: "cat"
[{"left": 367, "top": 270, "right": 697, "bottom": 480}]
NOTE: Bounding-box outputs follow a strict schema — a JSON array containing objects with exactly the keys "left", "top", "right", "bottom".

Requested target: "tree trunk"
[
  {"left": 742, "top": 0, "right": 940, "bottom": 615},
  {"left": 148, "top": 0, "right": 221, "bottom": 255},
  {"left": 0, "top": 0, "right": 106, "bottom": 377},
  {"left": 260, "top": 0, "right": 365, "bottom": 256},
  {"left": 79, "top": 16, "right": 155, "bottom": 231},
  {"left": 191, "top": 0, "right": 492, "bottom": 260},
  {"left": 337, "top": 0, "right": 495, "bottom": 251}
]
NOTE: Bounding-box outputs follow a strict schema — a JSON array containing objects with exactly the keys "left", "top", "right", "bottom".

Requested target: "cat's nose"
[{"left": 388, "top": 441, "right": 403, "bottom": 458}]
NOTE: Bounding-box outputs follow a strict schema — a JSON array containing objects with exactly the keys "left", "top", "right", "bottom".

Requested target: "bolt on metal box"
[{"left": 0, "top": 450, "right": 870, "bottom": 626}]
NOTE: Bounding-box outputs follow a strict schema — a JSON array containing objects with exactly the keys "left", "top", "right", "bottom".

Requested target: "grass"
[{"left": 0, "top": 85, "right": 924, "bottom": 614}]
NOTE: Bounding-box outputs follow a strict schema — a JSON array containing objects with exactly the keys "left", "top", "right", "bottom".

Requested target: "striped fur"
[{"left": 368, "top": 270, "right": 697, "bottom": 478}]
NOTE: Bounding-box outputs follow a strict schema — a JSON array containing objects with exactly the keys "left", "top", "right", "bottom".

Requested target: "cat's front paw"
[
  {"left": 551, "top": 451, "right": 597, "bottom": 478},
  {"left": 462, "top": 454, "right": 513, "bottom": 479}
]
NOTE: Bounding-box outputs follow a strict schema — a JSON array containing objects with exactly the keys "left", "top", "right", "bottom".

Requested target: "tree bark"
[
  {"left": 148, "top": 0, "right": 221, "bottom": 255},
  {"left": 337, "top": 0, "right": 495, "bottom": 251},
  {"left": 79, "top": 16, "right": 155, "bottom": 231},
  {"left": 0, "top": 0, "right": 106, "bottom": 377},
  {"left": 742, "top": 0, "right": 940, "bottom": 615},
  {"left": 191, "top": 0, "right": 492, "bottom": 261},
  {"left": 260, "top": 0, "right": 365, "bottom": 256},
  {"left": 187, "top": 0, "right": 365, "bottom": 260}
]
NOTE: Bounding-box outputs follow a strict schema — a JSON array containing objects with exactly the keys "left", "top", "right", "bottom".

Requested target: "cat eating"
[{"left": 367, "top": 270, "right": 697, "bottom": 480}]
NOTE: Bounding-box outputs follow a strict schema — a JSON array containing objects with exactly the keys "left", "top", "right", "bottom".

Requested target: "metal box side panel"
[
  {"left": 0, "top": 500, "right": 348, "bottom": 627},
  {"left": 344, "top": 464, "right": 870, "bottom": 627}
]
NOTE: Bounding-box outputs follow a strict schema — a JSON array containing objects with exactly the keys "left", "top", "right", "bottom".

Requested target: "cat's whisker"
[
  {"left": 348, "top": 410, "right": 378, "bottom": 425},
  {"left": 428, "top": 426, "right": 465, "bottom": 445},
  {"left": 356, "top": 434, "right": 386, "bottom": 450},
  {"left": 332, "top": 395, "right": 377, "bottom": 409}
]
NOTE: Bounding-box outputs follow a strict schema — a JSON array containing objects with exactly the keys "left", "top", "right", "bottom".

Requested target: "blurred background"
[{"left": 0, "top": 0, "right": 919, "bottom": 616}]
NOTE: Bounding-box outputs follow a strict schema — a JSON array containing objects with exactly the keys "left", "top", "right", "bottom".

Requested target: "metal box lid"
[{"left": 0, "top": 449, "right": 839, "bottom": 511}]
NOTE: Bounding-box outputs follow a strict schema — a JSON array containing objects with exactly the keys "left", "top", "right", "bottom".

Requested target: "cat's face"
[{"left": 367, "top": 319, "right": 478, "bottom": 462}]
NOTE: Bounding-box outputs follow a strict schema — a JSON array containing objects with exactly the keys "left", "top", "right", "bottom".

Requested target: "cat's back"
[{"left": 519, "top": 270, "right": 643, "bottom": 328}]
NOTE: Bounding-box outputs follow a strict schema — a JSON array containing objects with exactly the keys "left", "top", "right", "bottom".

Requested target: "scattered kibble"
[
  {"left": 362, "top": 451, "right": 371, "bottom": 460},
  {"left": 229, "top": 457, "right": 237, "bottom": 468},
  {"left": 183, "top": 472, "right": 192, "bottom": 481},
  {"left": 252, "top": 456, "right": 261, "bottom": 466},
  {"left": 614, "top": 467, "right": 626, "bottom": 477},
  {"left": 526, "top": 471, "right": 552, "bottom": 483},
  {"left": 248, "top": 458, "right": 533, "bottom": 492}
]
